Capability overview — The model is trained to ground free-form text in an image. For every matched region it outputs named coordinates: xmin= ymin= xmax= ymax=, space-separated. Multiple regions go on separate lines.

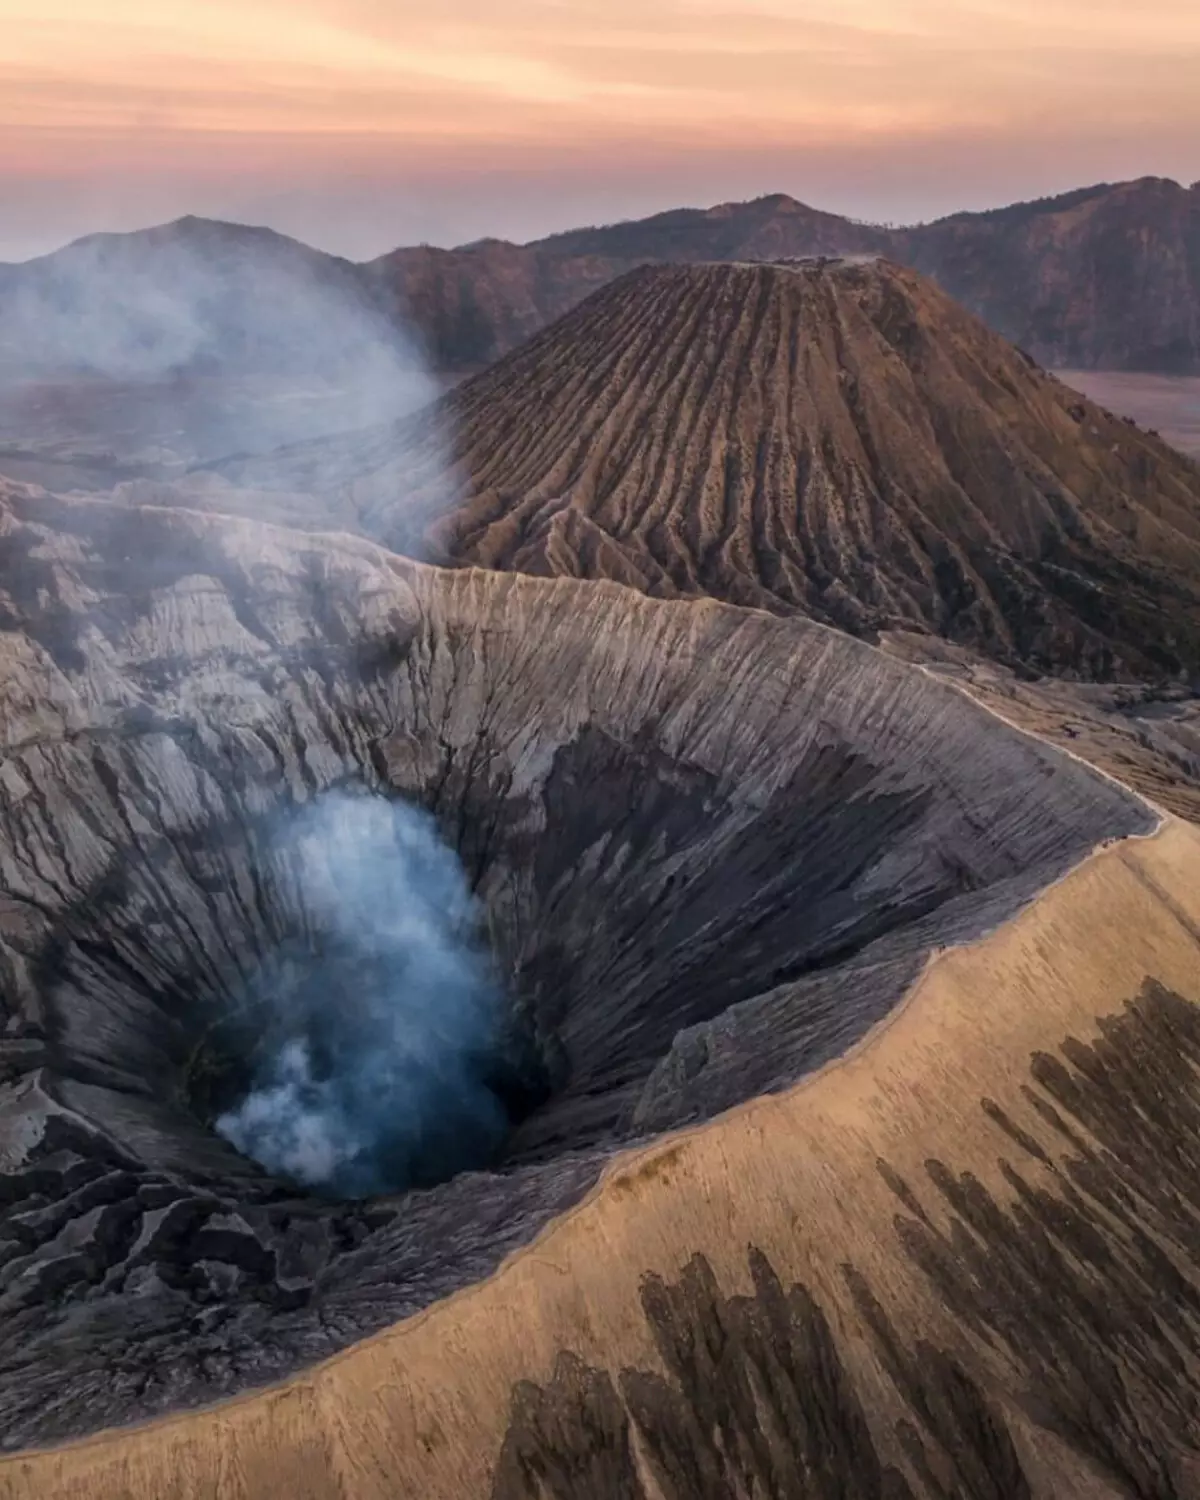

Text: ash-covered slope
xmin=225 ymin=257 xmax=1200 ymax=680
xmin=0 ymin=479 xmax=1150 ymax=1448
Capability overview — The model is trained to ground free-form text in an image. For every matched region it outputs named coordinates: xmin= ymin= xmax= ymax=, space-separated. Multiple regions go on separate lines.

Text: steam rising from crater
xmin=216 ymin=792 xmax=511 ymax=1199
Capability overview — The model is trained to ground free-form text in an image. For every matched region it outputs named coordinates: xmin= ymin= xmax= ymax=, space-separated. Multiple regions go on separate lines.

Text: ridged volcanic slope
xmin=0 ymin=481 xmax=1151 ymax=1446
xmin=223 ymin=257 xmax=1200 ymax=680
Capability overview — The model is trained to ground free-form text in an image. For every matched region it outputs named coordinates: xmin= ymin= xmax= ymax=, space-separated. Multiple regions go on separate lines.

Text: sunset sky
xmin=1 ymin=0 xmax=1197 ymax=261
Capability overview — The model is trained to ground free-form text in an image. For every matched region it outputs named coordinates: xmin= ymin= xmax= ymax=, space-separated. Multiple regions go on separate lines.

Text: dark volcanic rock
xmin=0 ymin=481 xmax=1151 ymax=1446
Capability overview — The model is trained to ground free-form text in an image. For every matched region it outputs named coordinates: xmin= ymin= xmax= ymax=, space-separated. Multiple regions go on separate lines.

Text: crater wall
xmin=0 ymin=483 xmax=1153 ymax=1448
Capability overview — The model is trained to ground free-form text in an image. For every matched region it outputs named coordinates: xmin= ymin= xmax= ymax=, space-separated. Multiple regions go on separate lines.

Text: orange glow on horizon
xmin=0 ymin=1 xmax=1196 ymax=258
xmin=2 ymin=1 xmax=1198 ymax=165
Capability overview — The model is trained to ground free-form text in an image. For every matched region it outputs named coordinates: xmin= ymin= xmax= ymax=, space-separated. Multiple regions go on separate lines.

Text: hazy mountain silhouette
xmin=2 ymin=177 xmax=1197 ymax=377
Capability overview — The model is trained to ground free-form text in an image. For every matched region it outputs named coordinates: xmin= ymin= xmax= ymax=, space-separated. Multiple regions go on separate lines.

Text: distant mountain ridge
xmin=378 ymin=177 xmax=1200 ymax=373
xmin=1 ymin=176 xmax=1198 ymax=376
xmin=0 ymin=214 xmax=394 ymax=380
xmin=894 ymin=176 xmax=1200 ymax=374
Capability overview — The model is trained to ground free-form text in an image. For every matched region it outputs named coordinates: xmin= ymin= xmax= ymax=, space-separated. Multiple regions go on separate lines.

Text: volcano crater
xmin=0 ymin=487 xmax=1153 ymax=1447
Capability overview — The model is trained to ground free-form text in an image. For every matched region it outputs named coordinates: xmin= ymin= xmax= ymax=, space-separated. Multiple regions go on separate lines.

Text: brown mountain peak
xmin=228 ymin=255 xmax=1200 ymax=680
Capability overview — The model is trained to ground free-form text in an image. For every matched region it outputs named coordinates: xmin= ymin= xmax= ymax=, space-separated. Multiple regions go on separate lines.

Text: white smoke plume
xmin=216 ymin=792 xmax=511 ymax=1199
xmin=0 ymin=217 xmax=439 ymax=468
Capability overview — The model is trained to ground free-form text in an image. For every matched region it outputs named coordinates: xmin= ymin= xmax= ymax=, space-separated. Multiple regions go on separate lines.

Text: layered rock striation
xmin=0 ymin=480 xmax=1152 ymax=1447
xmin=221 ymin=258 xmax=1200 ymax=680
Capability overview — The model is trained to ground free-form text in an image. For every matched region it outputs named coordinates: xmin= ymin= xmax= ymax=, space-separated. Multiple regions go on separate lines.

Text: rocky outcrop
xmin=219 ymin=258 xmax=1200 ymax=681
xmin=0 ymin=479 xmax=1151 ymax=1448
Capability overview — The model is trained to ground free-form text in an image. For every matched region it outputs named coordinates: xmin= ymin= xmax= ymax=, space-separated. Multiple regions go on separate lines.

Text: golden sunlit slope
xmin=6 ymin=814 xmax=1200 ymax=1497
